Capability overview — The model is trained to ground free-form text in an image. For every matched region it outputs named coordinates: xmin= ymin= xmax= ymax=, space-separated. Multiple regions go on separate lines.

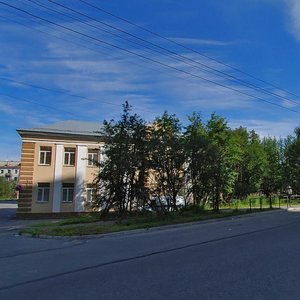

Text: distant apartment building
xmin=17 ymin=121 xmax=104 ymax=216
xmin=0 ymin=161 xmax=20 ymax=182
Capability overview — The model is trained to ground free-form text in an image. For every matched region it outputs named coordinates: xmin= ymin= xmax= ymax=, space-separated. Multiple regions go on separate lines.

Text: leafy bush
xmin=0 ymin=178 xmax=16 ymax=199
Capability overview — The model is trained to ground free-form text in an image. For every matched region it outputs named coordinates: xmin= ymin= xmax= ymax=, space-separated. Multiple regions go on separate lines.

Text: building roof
xmin=0 ymin=161 xmax=20 ymax=168
xmin=17 ymin=120 xmax=104 ymax=137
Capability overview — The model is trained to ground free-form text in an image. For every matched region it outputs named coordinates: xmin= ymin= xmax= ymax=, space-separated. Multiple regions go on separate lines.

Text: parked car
xmin=149 ymin=195 xmax=186 ymax=210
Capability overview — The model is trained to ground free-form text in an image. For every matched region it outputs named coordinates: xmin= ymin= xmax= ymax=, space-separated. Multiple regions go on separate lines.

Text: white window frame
xmin=64 ymin=148 xmax=75 ymax=166
xmin=37 ymin=183 xmax=50 ymax=203
xmin=62 ymin=183 xmax=74 ymax=203
xmin=39 ymin=147 xmax=52 ymax=165
xmin=87 ymin=150 xmax=99 ymax=167
xmin=86 ymin=186 xmax=97 ymax=202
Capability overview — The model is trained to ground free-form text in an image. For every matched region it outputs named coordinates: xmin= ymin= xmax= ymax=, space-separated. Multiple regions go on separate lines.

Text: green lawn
xmin=20 ymin=208 xmax=275 ymax=237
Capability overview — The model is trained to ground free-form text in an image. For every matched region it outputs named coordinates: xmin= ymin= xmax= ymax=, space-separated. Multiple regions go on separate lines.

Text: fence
xmin=220 ymin=195 xmax=300 ymax=211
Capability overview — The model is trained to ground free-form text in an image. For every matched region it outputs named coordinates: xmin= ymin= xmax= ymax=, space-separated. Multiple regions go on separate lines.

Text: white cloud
xmin=0 ymin=97 xmax=64 ymax=129
xmin=1 ymin=10 xmax=299 ymax=160
xmin=0 ymin=99 xmax=19 ymax=115
xmin=285 ymin=0 xmax=300 ymax=41
xmin=168 ymin=37 xmax=235 ymax=47
xmin=229 ymin=119 xmax=297 ymax=138
xmin=0 ymin=16 xmax=275 ymax=120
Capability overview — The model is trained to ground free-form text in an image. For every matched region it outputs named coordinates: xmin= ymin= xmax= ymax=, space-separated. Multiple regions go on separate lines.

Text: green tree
xmin=283 ymin=128 xmax=300 ymax=193
xmin=206 ymin=113 xmax=237 ymax=211
xmin=95 ymin=102 xmax=148 ymax=215
xmin=231 ymin=127 xmax=250 ymax=199
xmin=184 ymin=113 xmax=214 ymax=207
xmin=233 ymin=129 xmax=267 ymax=198
xmin=246 ymin=131 xmax=267 ymax=193
xmin=261 ymin=137 xmax=283 ymax=206
xmin=148 ymin=112 xmax=185 ymax=212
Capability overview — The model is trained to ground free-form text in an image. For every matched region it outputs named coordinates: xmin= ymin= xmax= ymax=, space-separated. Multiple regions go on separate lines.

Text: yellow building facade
xmin=17 ymin=121 xmax=104 ymax=217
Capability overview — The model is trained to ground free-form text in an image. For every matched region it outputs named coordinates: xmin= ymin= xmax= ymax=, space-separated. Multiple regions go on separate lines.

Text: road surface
xmin=1 ymin=204 xmax=300 ymax=299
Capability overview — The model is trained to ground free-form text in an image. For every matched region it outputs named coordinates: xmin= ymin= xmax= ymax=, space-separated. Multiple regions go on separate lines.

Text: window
xmin=86 ymin=184 xmax=97 ymax=202
xmin=0 ymin=170 xmax=3 ymax=174
xmin=87 ymin=149 xmax=99 ymax=166
xmin=64 ymin=148 xmax=75 ymax=166
xmin=62 ymin=183 xmax=74 ymax=202
xmin=37 ymin=183 xmax=50 ymax=202
xmin=14 ymin=169 xmax=18 ymax=174
xmin=14 ymin=177 xmax=18 ymax=181
xmin=39 ymin=146 xmax=52 ymax=165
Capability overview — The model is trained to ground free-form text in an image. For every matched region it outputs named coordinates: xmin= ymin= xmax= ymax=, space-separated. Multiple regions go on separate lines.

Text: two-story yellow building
xmin=17 ymin=121 xmax=104 ymax=217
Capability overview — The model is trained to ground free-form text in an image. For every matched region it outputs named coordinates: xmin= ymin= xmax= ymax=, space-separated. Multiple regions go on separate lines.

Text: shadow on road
xmin=0 ymin=202 xmax=17 ymax=226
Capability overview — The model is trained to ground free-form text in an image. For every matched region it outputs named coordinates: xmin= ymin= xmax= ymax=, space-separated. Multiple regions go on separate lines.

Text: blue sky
xmin=1 ymin=0 xmax=300 ymax=160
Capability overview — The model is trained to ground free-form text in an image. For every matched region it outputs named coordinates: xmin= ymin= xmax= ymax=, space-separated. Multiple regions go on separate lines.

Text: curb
xmin=0 ymin=200 xmax=17 ymax=204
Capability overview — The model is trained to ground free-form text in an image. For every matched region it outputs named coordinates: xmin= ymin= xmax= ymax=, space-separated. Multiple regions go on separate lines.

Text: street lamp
xmin=287 ymin=185 xmax=293 ymax=209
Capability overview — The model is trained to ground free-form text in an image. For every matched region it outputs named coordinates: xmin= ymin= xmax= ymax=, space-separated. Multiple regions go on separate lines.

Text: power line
xmin=0 ymin=12 xmax=209 ymax=101
xmin=0 ymin=13 xmax=129 ymax=109
xmin=27 ymin=0 xmax=169 ymax=60
xmin=0 ymin=12 xmax=115 ymax=59
xmin=5 ymin=0 xmax=214 ymax=86
xmin=0 ymin=1 xmax=299 ymax=114
xmin=0 ymin=10 xmax=192 ymax=86
xmin=0 ymin=76 xmax=162 ymax=116
xmin=0 ymin=13 xmax=161 ymax=114
xmin=0 ymin=10 xmax=191 ymax=113
xmin=0 ymin=10 xmax=216 ymax=109
xmin=47 ymin=0 xmax=300 ymax=108
xmin=0 ymin=92 xmax=80 ymax=117
xmin=43 ymin=0 xmax=300 ymax=112
xmin=78 ymin=0 xmax=300 ymax=101
xmin=31 ymin=0 xmax=247 ymax=86
xmin=0 ymin=76 xmax=115 ymax=107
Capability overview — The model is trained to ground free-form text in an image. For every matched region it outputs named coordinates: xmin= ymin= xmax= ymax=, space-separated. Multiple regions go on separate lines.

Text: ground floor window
xmin=62 ymin=183 xmax=74 ymax=203
xmin=37 ymin=183 xmax=50 ymax=202
xmin=86 ymin=184 xmax=97 ymax=202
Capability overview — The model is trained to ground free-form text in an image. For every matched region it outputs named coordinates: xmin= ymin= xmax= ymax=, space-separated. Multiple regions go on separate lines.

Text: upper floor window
xmin=39 ymin=146 xmax=52 ymax=165
xmin=62 ymin=183 xmax=74 ymax=202
xmin=87 ymin=149 xmax=99 ymax=167
xmin=7 ymin=170 xmax=11 ymax=174
xmin=64 ymin=148 xmax=75 ymax=166
xmin=14 ymin=169 xmax=18 ymax=174
xmin=37 ymin=183 xmax=50 ymax=203
xmin=0 ymin=170 xmax=3 ymax=174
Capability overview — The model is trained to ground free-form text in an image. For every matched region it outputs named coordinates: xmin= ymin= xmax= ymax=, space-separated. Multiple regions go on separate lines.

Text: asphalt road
xmin=1 ymin=205 xmax=300 ymax=299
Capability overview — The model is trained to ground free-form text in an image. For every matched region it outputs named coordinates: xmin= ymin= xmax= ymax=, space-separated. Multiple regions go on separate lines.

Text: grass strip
xmin=19 ymin=208 xmax=274 ymax=237
xmin=30 ymin=215 xmax=102 ymax=228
